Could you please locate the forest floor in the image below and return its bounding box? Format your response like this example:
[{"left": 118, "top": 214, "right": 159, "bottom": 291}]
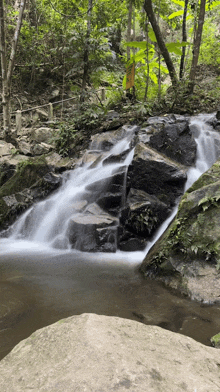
[{"left": 1, "top": 62, "right": 220, "bottom": 159}]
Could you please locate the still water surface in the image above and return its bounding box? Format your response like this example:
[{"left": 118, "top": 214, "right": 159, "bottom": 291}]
[{"left": 0, "top": 245, "right": 220, "bottom": 361}]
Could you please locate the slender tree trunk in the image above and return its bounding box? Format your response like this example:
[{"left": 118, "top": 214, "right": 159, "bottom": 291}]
[
  {"left": 0, "top": 0, "right": 10, "bottom": 139},
  {"left": 0, "top": 0, "right": 26, "bottom": 141},
  {"left": 179, "top": 0, "right": 188, "bottom": 79},
  {"left": 144, "top": 0, "right": 178, "bottom": 87},
  {"left": 144, "top": 17, "right": 150, "bottom": 101},
  {"left": 188, "top": 0, "right": 206, "bottom": 93},
  {"left": 126, "top": 0, "right": 133, "bottom": 61},
  {"left": 81, "top": 0, "right": 92, "bottom": 101}
]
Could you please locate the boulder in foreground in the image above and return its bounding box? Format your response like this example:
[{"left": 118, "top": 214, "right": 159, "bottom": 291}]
[{"left": 0, "top": 313, "right": 219, "bottom": 392}]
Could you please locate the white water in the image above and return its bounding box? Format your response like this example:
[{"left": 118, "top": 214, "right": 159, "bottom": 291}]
[{"left": 1, "top": 115, "right": 220, "bottom": 259}]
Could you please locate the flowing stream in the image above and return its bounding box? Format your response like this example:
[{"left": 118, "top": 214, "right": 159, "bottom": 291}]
[{"left": 0, "top": 114, "right": 220, "bottom": 360}]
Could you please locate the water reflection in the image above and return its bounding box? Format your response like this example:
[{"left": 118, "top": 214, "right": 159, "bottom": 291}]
[{"left": 0, "top": 249, "right": 220, "bottom": 361}]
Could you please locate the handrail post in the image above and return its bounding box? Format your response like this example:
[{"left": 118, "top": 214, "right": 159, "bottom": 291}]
[
  {"left": 48, "top": 103, "right": 53, "bottom": 121},
  {"left": 16, "top": 110, "right": 22, "bottom": 134}
]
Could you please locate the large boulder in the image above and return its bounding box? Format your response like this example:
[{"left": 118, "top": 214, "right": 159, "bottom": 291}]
[
  {"left": 0, "top": 157, "right": 62, "bottom": 232},
  {"left": 119, "top": 188, "right": 170, "bottom": 251},
  {"left": 127, "top": 143, "right": 187, "bottom": 208},
  {"left": 67, "top": 203, "right": 119, "bottom": 252},
  {"left": 140, "top": 158, "right": 220, "bottom": 303},
  {"left": 0, "top": 313, "right": 219, "bottom": 392},
  {"left": 148, "top": 120, "right": 197, "bottom": 166}
]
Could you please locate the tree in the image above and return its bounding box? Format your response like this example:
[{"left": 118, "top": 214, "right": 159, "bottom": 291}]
[
  {"left": 188, "top": 0, "right": 206, "bottom": 93},
  {"left": 0, "top": 0, "right": 26, "bottom": 142},
  {"left": 144, "top": 0, "right": 178, "bottom": 87},
  {"left": 81, "top": 0, "right": 92, "bottom": 100},
  {"left": 179, "top": 0, "right": 188, "bottom": 79}
]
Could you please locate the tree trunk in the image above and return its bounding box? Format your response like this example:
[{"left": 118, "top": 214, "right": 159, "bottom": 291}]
[
  {"left": 126, "top": 0, "right": 133, "bottom": 61},
  {"left": 144, "top": 0, "right": 178, "bottom": 87},
  {"left": 81, "top": 0, "right": 92, "bottom": 101},
  {"left": 188, "top": 0, "right": 206, "bottom": 93},
  {"left": 0, "top": 0, "right": 10, "bottom": 140},
  {"left": 179, "top": 0, "right": 188, "bottom": 79},
  {"left": 0, "top": 0, "right": 26, "bottom": 141}
]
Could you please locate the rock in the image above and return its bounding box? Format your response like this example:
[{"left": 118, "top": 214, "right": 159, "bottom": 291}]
[
  {"left": 0, "top": 157, "right": 62, "bottom": 231},
  {"left": 0, "top": 314, "right": 220, "bottom": 392},
  {"left": 67, "top": 203, "right": 119, "bottom": 252},
  {"left": 148, "top": 121, "right": 197, "bottom": 166},
  {"left": 89, "top": 124, "right": 137, "bottom": 151},
  {"left": 0, "top": 140, "right": 15, "bottom": 157},
  {"left": 0, "top": 162, "right": 16, "bottom": 186},
  {"left": 122, "top": 188, "right": 170, "bottom": 237},
  {"left": 140, "top": 158, "right": 220, "bottom": 303},
  {"left": 31, "top": 142, "right": 54, "bottom": 155},
  {"left": 17, "top": 139, "right": 33, "bottom": 156},
  {"left": 127, "top": 143, "right": 187, "bottom": 208},
  {"left": 118, "top": 189, "right": 171, "bottom": 251},
  {"left": 31, "top": 127, "right": 54, "bottom": 144}
]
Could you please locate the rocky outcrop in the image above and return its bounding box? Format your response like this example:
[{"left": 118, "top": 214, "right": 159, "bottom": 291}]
[
  {"left": 147, "top": 118, "right": 197, "bottom": 166},
  {"left": 67, "top": 203, "right": 119, "bottom": 252},
  {"left": 140, "top": 158, "right": 220, "bottom": 303},
  {"left": 127, "top": 143, "right": 187, "bottom": 208},
  {"left": 0, "top": 313, "right": 219, "bottom": 392},
  {"left": 0, "top": 115, "right": 197, "bottom": 251},
  {"left": 0, "top": 157, "right": 62, "bottom": 232}
]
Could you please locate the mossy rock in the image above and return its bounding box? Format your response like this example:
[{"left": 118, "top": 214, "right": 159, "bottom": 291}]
[
  {"left": 140, "top": 157, "right": 220, "bottom": 292},
  {"left": 0, "top": 156, "right": 60, "bottom": 231}
]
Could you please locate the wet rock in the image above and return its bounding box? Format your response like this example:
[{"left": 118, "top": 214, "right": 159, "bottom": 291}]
[
  {"left": 89, "top": 125, "right": 137, "bottom": 151},
  {"left": 127, "top": 143, "right": 187, "bottom": 208},
  {"left": 0, "top": 162, "right": 16, "bottom": 187},
  {"left": 67, "top": 203, "right": 118, "bottom": 252},
  {"left": 148, "top": 121, "right": 197, "bottom": 166},
  {"left": 1, "top": 314, "right": 220, "bottom": 392},
  {"left": 140, "top": 158, "right": 220, "bottom": 303},
  {"left": 0, "top": 157, "right": 62, "bottom": 231}
]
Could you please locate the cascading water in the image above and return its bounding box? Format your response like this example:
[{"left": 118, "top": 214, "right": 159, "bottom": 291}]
[
  {"left": 1, "top": 115, "right": 220, "bottom": 256},
  {"left": 129, "top": 113, "right": 220, "bottom": 256},
  {"left": 0, "top": 125, "right": 136, "bottom": 252}
]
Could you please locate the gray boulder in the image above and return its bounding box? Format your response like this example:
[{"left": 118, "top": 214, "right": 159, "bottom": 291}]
[
  {"left": 140, "top": 158, "right": 220, "bottom": 303},
  {"left": 0, "top": 313, "right": 219, "bottom": 392},
  {"left": 148, "top": 121, "right": 197, "bottom": 166},
  {"left": 67, "top": 203, "right": 119, "bottom": 252},
  {"left": 127, "top": 143, "right": 187, "bottom": 208}
]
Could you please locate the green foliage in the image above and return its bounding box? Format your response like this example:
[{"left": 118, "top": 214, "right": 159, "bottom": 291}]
[
  {"left": 199, "top": 17, "right": 220, "bottom": 65},
  {"left": 54, "top": 121, "right": 81, "bottom": 157}
]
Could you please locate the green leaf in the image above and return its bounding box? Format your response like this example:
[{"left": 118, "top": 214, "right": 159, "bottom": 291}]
[
  {"left": 149, "top": 72, "right": 158, "bottom": 84},
  {"left": 122, "top": 74, "right": 127, "bottom": 89},
  {"left": 170, "top": 0, "right": 184, "bottom": 6},
  {"left": 206, "top": 1, "right": 220, "bottom": 10},
  {"left": 168, "top": 10, "right": 184, "bottom": 19},
  {"left": 166, "top": 42, "right": 190, "bottom": 56},
  {"left": 148, "top": 28, "right": 157, "bottom": 42},
  {"left": 124, "top": 41, "right": 153, "bottom": 50}
]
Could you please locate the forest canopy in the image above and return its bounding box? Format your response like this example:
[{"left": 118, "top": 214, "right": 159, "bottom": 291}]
[{"left": 1, "top": 0, "right": 220, "bottom": 140}]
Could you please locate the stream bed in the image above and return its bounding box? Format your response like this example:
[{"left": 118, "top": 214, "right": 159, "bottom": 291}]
[{"left": 0, "top": 246, "right": 220, "bottom": 360}]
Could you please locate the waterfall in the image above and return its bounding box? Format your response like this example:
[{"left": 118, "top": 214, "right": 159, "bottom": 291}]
[
  {"left": 1, "top": 126, "right": 136, "bottom": 252},
  {"left": 1, "top": 115, "right": 220, "bottom": 256}
]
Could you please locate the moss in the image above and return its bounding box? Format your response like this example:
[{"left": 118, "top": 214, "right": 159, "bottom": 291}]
[
  {"left": 0, "top": 157, "right": 49, "bottom": 199},
  {"left": 0, "top": 156, "right": 51, "bottom": 230},
  {"left": 211, "top": 332, "right": 220, "bottom": 348}
]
